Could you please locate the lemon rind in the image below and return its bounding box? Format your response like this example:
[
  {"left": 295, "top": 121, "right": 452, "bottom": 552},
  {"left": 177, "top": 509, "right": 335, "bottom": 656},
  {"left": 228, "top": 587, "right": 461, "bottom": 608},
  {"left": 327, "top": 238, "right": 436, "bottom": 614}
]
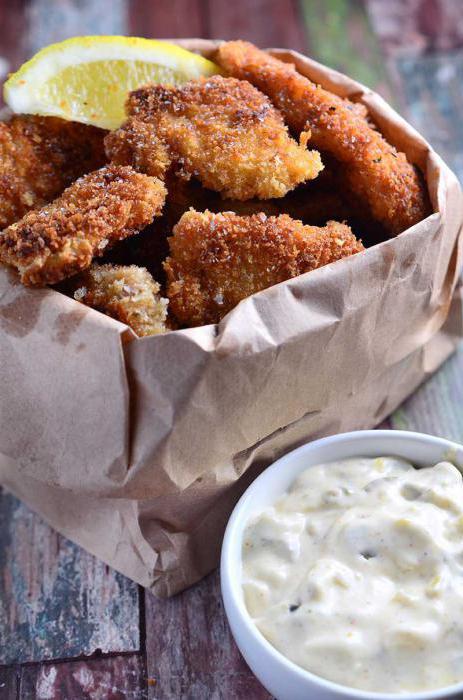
[{"left": 4, "top": 35, "right": 219, "bottom": 119}]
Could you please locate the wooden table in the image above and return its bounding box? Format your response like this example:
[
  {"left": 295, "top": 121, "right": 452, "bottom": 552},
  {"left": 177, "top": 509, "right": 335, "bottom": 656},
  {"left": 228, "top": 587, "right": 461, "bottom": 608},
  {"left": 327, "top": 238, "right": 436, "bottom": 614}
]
[{"left": 1, "top": 1, "right": 463, "bottom": 698}]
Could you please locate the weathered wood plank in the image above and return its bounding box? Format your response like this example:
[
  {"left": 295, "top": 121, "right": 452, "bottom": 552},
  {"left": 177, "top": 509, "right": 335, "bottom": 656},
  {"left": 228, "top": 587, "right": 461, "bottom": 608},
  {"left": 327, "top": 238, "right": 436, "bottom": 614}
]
[
  {"left": 391, "top": 346, "right": 463, "bottom": 440},
  {"left": 0, "top": 666, "right": 19, "bottom": 700},
  {"left": 366, "top": 9, "right": 463, "bottom": 440},
  {"left": 0, "top": 0, "right": 127, "bottom": 76},
  {"left": 144, "top": 571, "right": 271, "bottom": 700},
  {"left": 0, "top": 0, "right": 143, "bottom": 673},
  {"left": 23, "top": 0, "right": 127, "bottom": 57},
  {"left": 394, "top": 49, "right": 463, "bottom": 181},
  {"left": 0, "top": 0, "right": 27, "bottom": 84},
  {"left": 365, "top": 0, "right": 463, "bottom": 55},
  {"left": 0, "top": 491, "right": 140, "bottom": 664},
  {"left": 208, "top": 0, "right": 307, "bottom": 52},
  {"left": 129, "top": 0, "right": 204, "bottom": 39},
  {"left": 19, "top": 655, "right": 146, "bottom": 700},
  {"left": 301, "top": 0, "right": 393, "bottom": 101}
]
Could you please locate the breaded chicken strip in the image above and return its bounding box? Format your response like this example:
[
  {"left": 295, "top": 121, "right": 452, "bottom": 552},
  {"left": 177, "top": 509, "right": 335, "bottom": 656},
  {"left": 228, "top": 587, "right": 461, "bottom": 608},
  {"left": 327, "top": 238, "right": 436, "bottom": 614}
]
[
  {"left": 104, "top": 118, "right": 171, "bottom": 182},
  {"left": 105, "top": 75, "right": 323, "bottom": 200},
  {"left": 0, "top": 115, "right": 107, "bottom": 228},
  {"left": 164, "top": 210, "right": 364, "bottom": 326},
  {"left": 215, "top": 41, "right": 430, "bottom": 234},
  {"left": 0, "top": 165, "right": 166, "bottom": 286},
  {"left": 72, "top": 264, "right": 168, "bottom": 336}
]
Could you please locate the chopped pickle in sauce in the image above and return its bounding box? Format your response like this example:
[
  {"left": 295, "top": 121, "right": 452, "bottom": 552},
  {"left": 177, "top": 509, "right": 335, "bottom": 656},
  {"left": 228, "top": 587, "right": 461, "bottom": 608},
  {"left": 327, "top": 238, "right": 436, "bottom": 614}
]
[{"left": 242, "top": 458, "right": 463, "bottom": 693}]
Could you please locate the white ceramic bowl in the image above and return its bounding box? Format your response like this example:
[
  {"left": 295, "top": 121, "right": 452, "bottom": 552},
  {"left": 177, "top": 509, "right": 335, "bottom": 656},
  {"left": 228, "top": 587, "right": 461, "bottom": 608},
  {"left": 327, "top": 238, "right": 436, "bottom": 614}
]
[{"left": 221, "top": 430, "right": 463, "bottom": 700}]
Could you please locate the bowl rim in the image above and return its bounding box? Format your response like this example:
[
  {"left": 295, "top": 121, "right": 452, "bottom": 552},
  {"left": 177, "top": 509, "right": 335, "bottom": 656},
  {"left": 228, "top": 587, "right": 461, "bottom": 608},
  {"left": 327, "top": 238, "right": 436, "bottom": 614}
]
[{"left": 220, "top": 429, "right": 463, "bottom": 700}]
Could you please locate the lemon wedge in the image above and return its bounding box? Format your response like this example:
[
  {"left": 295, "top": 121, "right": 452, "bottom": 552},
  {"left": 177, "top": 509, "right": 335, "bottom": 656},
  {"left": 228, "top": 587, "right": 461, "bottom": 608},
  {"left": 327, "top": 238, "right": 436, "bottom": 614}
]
[{"left": 4, "top": 36, "right": 220, "bottom": 130}]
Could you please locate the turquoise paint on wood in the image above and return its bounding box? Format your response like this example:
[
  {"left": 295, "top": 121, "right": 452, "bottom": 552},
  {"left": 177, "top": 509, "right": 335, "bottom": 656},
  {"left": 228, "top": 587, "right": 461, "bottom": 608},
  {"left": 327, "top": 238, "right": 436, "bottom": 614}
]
[{"left": 0, "top": 492, "right": 140, "bottom": 664}]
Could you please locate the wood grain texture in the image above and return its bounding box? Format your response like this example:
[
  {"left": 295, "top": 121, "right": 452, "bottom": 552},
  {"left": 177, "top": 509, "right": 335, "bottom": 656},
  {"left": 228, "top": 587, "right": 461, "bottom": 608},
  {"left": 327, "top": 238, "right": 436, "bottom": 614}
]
[
  {"left": 369, "top": 6, "right": 463, "bottom": 470},
  {"left": 0, "top": 0, "right": 27, "bottom": 80},
  {"left": 0, "top": 0, "right": 141, "bottom": 676},
  {"left": 391, "top": 347, "right": 463, "bottom": 440},
  {"left": 207, "top": 0, "right": 307, "bottom": 52},
  {"left": 394, "top": 48, "right": 463, "bottom": 181},
  {"left": 24, "top": 0, "right": 127, "bottom": 57},
  {"left": 0, "top": 666, "right": 19, "bottom": 700},
  {"left": 0, "top": 491, "right": 140, "bottom": 664},
  {"left": 129, "top": 0, "right": 204, "bottom": 39},
  {"left": 365, "top": 0, "right": 463, "bottom": 54},
  {"left": 19, "top": 655, "right": 146, "bottom": 700},
  {"left": 144, "top": 571, "right": 271, "bottom": 700}
]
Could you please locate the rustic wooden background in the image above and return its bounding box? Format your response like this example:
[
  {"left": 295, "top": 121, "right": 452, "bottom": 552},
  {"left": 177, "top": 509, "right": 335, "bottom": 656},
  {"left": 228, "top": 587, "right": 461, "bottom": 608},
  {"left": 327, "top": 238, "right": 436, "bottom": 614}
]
[{"left": 1, "top": 0, "right": 463, "bottom": 698}]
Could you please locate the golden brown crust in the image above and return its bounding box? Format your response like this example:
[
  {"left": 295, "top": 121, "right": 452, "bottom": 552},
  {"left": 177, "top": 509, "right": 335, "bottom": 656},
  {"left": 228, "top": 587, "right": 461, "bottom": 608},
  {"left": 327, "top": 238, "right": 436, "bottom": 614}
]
[
  {"left": 0, "top": 115, "right": 107, "bottom": 228},
  {"left": 165, "top": 210, "right": 364, "bottom": 326},
  {"left": 162, "top": 175, "right": 387, "bottom": 249},
  {"left": 72, "top": 263, "right": 168, "bottom": 336},
  {"left": 215, "top": 41, "right": 430, "bottom": 235},
  {"left": 105, "top": 118, "right": 171, "bottom": 181},
  {"left": 0, "top": 165, "right": 166, "bottom": 286},
  {"left": 105, "top": 75, "right": 323, "bottom": 200}
]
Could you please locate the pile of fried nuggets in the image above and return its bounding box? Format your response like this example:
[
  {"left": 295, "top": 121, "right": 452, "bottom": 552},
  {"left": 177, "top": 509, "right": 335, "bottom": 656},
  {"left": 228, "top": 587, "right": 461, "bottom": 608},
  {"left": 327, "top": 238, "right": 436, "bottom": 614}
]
[{"left": 0, "top": 41, "right": 430, "bottom": 335}]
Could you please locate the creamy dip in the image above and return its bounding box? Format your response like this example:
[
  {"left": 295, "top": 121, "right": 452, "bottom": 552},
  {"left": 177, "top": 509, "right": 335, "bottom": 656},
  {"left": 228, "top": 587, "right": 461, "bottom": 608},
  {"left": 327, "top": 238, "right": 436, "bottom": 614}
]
[{"left": 242, "top": 457, "right": 463, "bottom": 693}]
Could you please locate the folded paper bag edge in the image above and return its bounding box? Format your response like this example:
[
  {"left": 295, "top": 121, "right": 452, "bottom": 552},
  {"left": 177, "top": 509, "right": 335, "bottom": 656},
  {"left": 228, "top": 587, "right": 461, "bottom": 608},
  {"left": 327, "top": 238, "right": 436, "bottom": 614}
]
[{"left": 0, "top": 39, "right": 462, "bottom": 595}]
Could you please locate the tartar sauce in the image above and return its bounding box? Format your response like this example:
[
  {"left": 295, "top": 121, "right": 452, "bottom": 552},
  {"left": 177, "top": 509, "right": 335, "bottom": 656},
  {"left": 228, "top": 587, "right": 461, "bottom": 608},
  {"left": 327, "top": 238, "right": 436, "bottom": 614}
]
[{"left": 242, "top": 457, "right": 463, "bottom": 693}]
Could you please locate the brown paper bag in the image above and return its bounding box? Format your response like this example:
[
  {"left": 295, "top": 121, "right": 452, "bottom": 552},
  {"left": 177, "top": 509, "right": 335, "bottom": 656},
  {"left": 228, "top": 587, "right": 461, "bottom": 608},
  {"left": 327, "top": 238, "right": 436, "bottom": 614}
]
[{"left": 1, "top": 40, "right": 462, "bottom": 596}]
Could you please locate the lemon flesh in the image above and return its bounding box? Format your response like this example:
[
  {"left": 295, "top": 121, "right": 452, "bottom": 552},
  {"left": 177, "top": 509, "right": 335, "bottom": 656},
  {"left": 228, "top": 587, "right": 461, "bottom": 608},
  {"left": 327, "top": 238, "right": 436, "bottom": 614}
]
[{"left": 4, "top": 36, "right": 220, "bottom": 129}]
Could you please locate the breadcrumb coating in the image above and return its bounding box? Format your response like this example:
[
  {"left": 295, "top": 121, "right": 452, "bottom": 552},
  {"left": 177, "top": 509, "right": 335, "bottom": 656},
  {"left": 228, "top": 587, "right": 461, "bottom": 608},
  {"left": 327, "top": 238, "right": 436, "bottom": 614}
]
[
  {"left": 72, "top": 263, "right": 168, "bottom": 337},
  {"left": 0, "top": 165, "right": 166, "bottom": 286},
  {"left": 105, "top": 75, "right": 323, "bottom": 200},
  {"left": 165, "top": 210, "right": 364, "bottom": 326},
  {"left": 0, "top": 115, "right": 107, "bottom": 228},
  {"left": 215, "top": 41, "right": 430, "bottom": 234},
  {"left": 104, "top": 118, "right": 171, "bottom": 181}
]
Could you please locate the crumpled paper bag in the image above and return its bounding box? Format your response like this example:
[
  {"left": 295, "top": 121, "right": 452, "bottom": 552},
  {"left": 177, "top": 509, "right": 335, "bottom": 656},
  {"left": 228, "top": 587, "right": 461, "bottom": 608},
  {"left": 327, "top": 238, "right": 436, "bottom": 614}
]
[{"left": 1, "top": 40, "right": 462, "bottom": 596}]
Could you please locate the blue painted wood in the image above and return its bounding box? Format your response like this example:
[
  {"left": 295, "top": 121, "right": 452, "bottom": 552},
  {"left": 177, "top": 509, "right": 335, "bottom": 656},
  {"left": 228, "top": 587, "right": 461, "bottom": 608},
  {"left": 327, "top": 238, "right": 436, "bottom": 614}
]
[
  {"left": 0, "top": 491, "right": 140, "bottom": 664},
  {"left": 388, "top": 49, "right": 463, "bottom": 436},
  {"left": 24, "top": 0, "right": 128, "bottom": 57},
  {"left": 0, "top": 0, "right": 141, "bottom": 670},
  {"left": 397, "top": 49, "right": 463, "bottom": 181},
  {"left": 0, "top": 666, "right": 19, "bottom": 700}
]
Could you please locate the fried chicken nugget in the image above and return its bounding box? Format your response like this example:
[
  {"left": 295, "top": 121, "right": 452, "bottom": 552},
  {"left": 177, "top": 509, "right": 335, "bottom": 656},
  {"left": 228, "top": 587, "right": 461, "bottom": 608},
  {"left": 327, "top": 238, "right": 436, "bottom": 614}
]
[
  {"left": 105, "top": 75, "right": 323, "bottom": 200},
  {"left": 104, "top": 118, "right": 171, "bottom": 181},
  {"left": 72, "top": 264, "right": 168, "bottom": 336},
  {"left": 0, "top": 115, "right": 107, "bottom": 228},
  {"left": 0, "top": 165, "right": 166, "bottom": 286},
  {"left": 164, "top": 210, "right": 364, "bottom": 326},
  {"left": 215, "top": 41, "right": 430, "bottom": 235}
]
